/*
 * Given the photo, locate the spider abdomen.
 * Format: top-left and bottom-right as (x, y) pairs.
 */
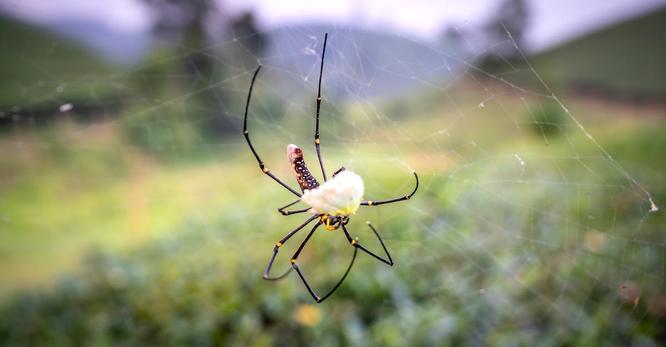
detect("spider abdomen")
(288, 144), (320, 191)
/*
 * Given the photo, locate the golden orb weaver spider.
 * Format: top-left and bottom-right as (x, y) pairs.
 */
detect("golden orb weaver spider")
(242, 33), (419, 303)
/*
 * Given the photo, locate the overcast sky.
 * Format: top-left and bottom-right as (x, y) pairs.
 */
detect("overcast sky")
(2, 0), (665, 50)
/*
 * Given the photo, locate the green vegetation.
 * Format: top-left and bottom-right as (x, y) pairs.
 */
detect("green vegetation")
(0, 85), (664, 345)
(120, 49), (203, 156)
(524, 100), (566, 137)
(0, 16), (122, 108)
(0, 14), (664, 345)
(531, 8), (666, 96)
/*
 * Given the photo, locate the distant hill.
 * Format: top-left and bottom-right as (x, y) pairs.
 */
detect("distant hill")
(257, 25), (470, 101)
(0, 15), (123, 113)
(531, 7), (666, 98)
(49, 18), (152, 66)
(1, 18), (468, 111)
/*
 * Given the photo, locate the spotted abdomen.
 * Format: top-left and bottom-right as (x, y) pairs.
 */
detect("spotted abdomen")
(287, 144), (320, 192)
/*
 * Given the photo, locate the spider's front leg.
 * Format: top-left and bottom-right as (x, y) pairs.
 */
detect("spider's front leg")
(263, 215), (318, 281)
(290, 220), (358, 303)
(341, 222), (393, 266)
(361, 171), (419, 207)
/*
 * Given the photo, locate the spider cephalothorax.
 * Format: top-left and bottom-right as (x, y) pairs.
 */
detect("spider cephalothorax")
(242, 33), (418, 303)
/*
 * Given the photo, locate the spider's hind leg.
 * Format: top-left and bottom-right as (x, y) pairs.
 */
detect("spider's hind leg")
(242, 65), (302, 198)
(313, 33), (329, 182)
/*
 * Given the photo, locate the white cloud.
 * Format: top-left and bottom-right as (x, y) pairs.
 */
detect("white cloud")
(222, 0), (495, 38)
(2, 0), (664, 46)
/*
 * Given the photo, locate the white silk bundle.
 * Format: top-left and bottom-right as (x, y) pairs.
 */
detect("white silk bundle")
(301, 170), (364, 216)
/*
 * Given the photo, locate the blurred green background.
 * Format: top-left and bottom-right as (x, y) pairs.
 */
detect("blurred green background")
(0, 0), (665, 346)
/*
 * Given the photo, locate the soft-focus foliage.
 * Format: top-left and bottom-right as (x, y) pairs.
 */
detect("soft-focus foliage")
(524, 100), (566, 137)
(1, 12), (665, 346)
(1, 103), (664, 345)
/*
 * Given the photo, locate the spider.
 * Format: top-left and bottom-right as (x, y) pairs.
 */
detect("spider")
(242, 33), (419, 303)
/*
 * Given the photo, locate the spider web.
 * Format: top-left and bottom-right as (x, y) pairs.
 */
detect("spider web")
(1, 16), (664, 345)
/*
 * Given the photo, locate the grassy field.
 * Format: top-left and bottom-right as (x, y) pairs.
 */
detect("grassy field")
(0, 79), (664, 345)
(531, 7), (666, 96)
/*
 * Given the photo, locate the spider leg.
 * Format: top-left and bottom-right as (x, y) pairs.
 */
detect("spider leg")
(263, 215), (319, 281)
(277, 199), (310, 216)
(361, 171), (419, 207)
(291, 220), (359, 303)
(332, 166), (346, 177)
(342, 223), (394, 266)
(243, 65), (302, 198)
(314, 33), (329, 182)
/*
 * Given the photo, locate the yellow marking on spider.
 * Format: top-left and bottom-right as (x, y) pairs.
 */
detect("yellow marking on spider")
(276, 242), (282, 248)
(367, 201), (374, 206)
(243, 130), (248, 135)
(320, 215), (336, 231)
(351, 239), (357, 245)
(290, 259), (296, 264)
(262, 167), (269, 173)
(314, 138), (320, 144)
